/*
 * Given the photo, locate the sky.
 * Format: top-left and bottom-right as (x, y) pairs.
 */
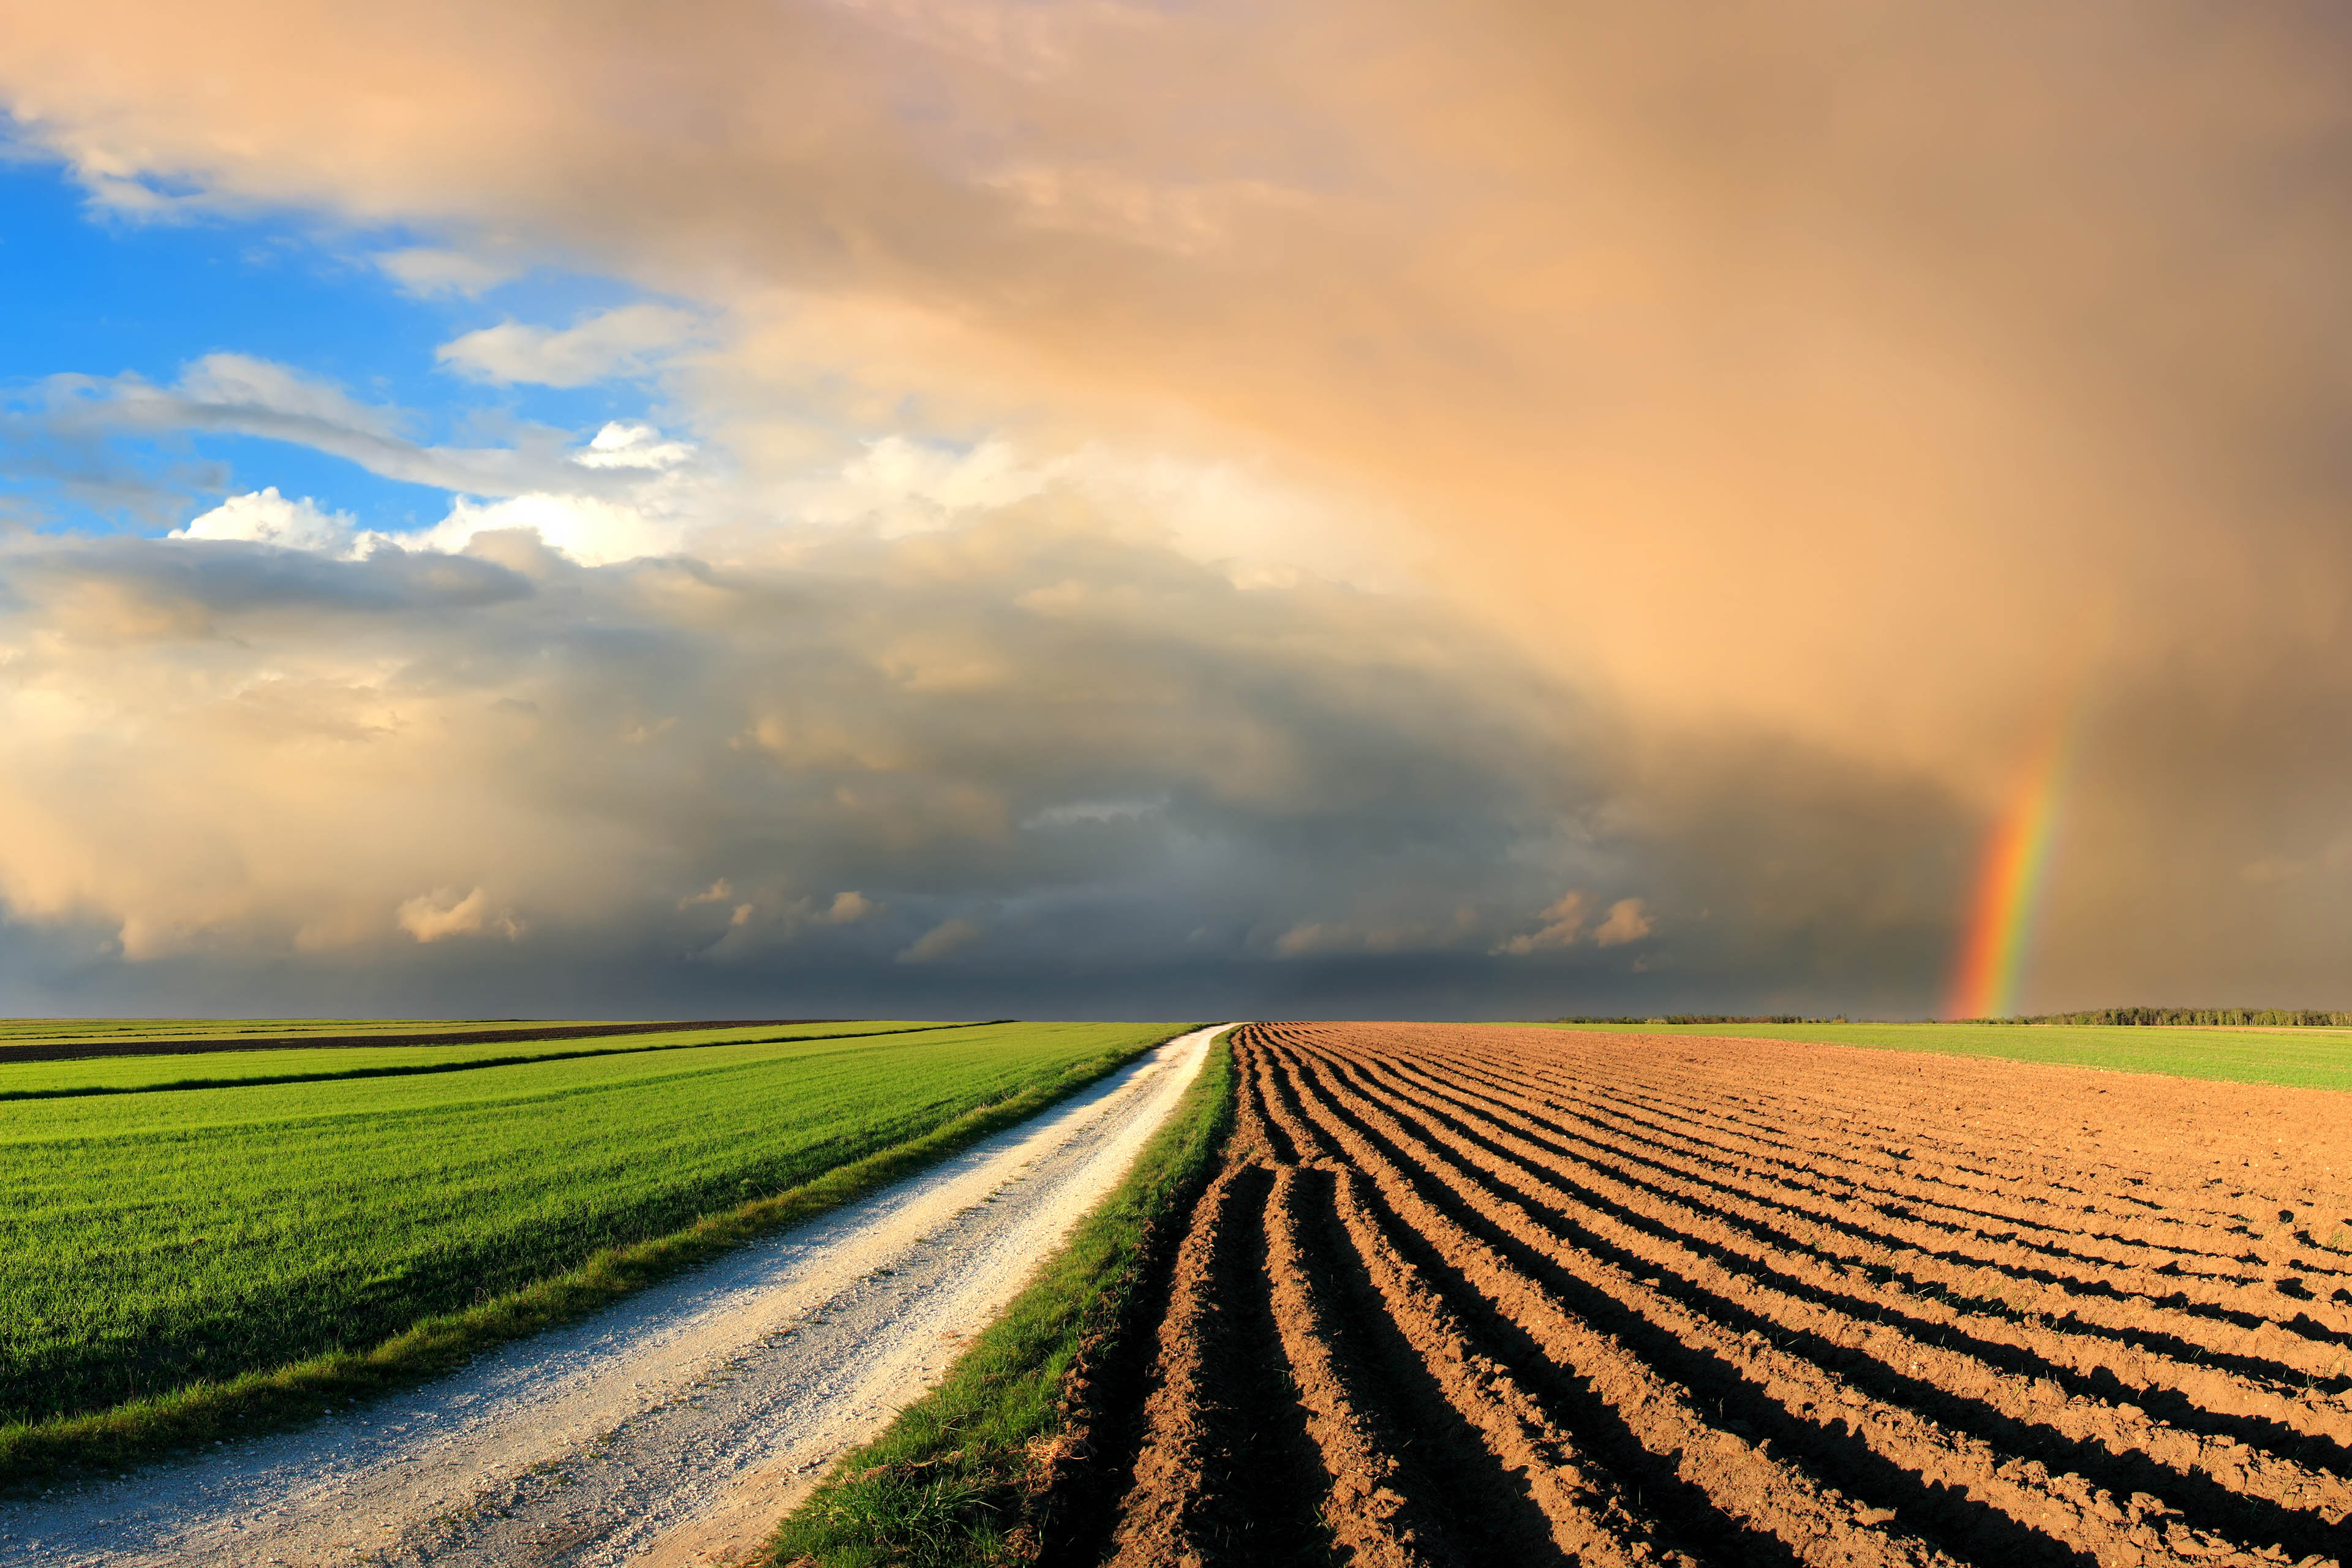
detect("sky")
(0, 1), (2348, 1019)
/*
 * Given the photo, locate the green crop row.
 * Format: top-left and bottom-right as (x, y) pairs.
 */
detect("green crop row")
(0, 1021), (1175, 1439)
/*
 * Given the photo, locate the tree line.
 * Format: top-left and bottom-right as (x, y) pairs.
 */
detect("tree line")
(1981, 1006), (2352, 1027)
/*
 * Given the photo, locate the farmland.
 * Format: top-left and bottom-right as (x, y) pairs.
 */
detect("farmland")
(1537, 1019), (2352, 1091)
(0, 1019), (944, 1098)
(0, 1019), (1175, 1442)
(1046, 1023), (2352, 1567)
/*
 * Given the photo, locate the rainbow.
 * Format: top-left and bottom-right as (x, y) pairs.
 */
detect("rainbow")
(1946, 728), (2072, 1020)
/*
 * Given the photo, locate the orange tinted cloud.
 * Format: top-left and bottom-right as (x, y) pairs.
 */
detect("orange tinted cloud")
(5, 2), (2352, 1008)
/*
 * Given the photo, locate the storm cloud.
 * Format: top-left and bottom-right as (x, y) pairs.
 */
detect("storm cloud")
(4, 1), (2351, 1012)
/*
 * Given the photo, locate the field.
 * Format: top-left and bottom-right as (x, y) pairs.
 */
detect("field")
(0, 1019), (1174, 1442)
(1039, 1023), (2352, 1567)
(0, 1019), (943, 1098)
(1535, 1019), (2352, 1092)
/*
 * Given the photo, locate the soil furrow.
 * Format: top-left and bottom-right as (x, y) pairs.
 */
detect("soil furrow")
(1107, 1159), (1336, 1567)
(1319, 1046), (2352, 1556)
(1280, 1038), (2257, 1567)
(1406, 1050), (2352, 1396)
(1489, 1043), (2326, 1243)
(1463, 1050), (2343, 1317)
(1262, 1041), (1969, 1567)
(1502, 1048), (2344, 1267)
(1261, 1164), (1460, 1566)
(1324, 1166), (1697, 1567)
(1373, 1044), (2352, 1457)
(1047, 1024), (2350, 1568)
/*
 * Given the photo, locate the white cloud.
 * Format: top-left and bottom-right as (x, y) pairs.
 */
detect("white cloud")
(383, 492), (688, 566)
(436, 304), (702, 388)
(777, 434), (1416, 590)
(172, 488), (354, 552)
(396, 887), (522, 943)
(376, 246), (521, 298)
(571, 421), (696, 472)
(1593, 897), (1653, 947)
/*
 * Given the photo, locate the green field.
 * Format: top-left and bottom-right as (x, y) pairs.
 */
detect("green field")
(0, 1020), (943, 1099)
(1530, 1019), (2352, 1090)
(0, 1020), (1176, 1436)
(0, 1017), (630, 1047)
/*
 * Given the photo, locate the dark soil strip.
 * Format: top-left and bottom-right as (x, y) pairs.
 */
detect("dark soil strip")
(1105, 1159), (1338, 1567)
(1035, 1140), (1245, 1564)
(1283, 1163), (1566, 1564)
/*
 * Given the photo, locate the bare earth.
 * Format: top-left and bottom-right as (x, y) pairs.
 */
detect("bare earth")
(0, 1023), (1228, 1568)
(1079, 1023), (2352, 1567)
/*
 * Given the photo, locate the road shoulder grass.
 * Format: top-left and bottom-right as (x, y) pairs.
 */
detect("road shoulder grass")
(1517, 1019), (2352, 1090)
(765, 1032), (1237, 1568)
(0, 1028), (1185, 1490)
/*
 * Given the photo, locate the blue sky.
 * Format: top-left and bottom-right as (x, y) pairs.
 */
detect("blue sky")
(0, 150), (663, 538)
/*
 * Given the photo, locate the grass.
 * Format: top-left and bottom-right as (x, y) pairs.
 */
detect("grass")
(0, 1017), (628, 1046)
(765, 1032), (1237, 1568)
(0, 1021), (1180, 1482)
(1529, 1019), (2352, 1090)
(0, 1019), (951, 1099)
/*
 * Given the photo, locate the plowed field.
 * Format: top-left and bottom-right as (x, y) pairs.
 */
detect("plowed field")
(1059, 1023), (2352, 1567)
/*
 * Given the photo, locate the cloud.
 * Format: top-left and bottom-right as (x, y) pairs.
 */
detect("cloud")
(1273, 922), (1332, 957)
(396, 887), (521, 943)
(8, 4), (2352, 1010)
(437, 304), (703, 387)
(34, 354), (622, 500)
(899, 916), (982, 963)
(396, 491), (691, 565)
(171, 488), (353, 552)
(1593, 898), (1653, 948)
(824, 891), (876, 924)
(571, 421), (696, 472)
(1498, 892), (1586, 956)
(376, 246), (520, 298)
(0, 505), (1643, 1008)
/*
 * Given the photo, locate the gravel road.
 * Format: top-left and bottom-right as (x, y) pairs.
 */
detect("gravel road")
(1, 1023), (1231, 1567)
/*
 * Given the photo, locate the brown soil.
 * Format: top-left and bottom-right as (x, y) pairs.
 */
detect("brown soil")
(1049, 1023), (2352, 1568)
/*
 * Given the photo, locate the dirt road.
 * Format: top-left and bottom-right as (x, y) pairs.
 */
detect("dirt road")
(0, 1023), (1230, 1568)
